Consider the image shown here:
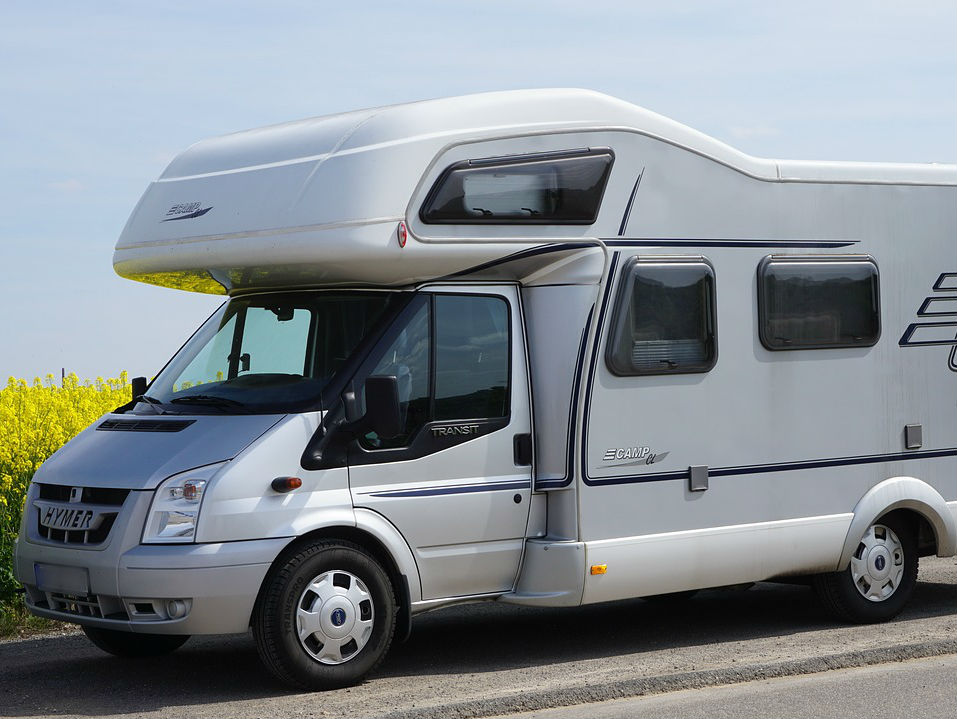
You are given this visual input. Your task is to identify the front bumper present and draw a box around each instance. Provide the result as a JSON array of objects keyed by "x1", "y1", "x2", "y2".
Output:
[{"x1": 15, "y1": 486, "x2": 291, "y2": 635}]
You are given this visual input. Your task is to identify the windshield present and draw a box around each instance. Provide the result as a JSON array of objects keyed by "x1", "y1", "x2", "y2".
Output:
[{"x1": 141, "y1": 291, "x2": 400, "y2": 414}]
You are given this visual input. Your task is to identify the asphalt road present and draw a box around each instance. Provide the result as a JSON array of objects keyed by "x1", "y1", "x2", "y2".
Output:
[
  {"x1": 0, "y1": 557, "x2": 954, "y2": 719},
  {"x1": 493, "y1": 655, "x2": 957, "y2": 719}
]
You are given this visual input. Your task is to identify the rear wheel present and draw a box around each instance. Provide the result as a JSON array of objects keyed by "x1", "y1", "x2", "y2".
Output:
[
  {"x1": 82, "y1": 626, "x2": 189, "y2": 657},
  {"x1": 814, "y1": 515, "x2": 918, "y2": 623},
  {"x1": 643, "y1": 590, "x2": 699, "y2": 603},
  {"x1": 253, "y1": 540, "x2": 396, "y2": 690}
]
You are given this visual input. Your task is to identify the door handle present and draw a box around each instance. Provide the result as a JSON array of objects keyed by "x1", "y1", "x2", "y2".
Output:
[{"x1": 513, "y1": 434, "x2": 532, "y2": 466}]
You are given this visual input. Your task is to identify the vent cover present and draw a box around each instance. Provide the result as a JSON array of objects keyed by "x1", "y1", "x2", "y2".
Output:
[{"x1": 97, "y1": 419, "x2": 195, "y2": 432}]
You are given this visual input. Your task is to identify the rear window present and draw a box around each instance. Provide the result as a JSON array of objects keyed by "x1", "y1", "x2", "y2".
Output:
[{"x1": 420, "y1": 149, "x2": 613, "y2": 224}]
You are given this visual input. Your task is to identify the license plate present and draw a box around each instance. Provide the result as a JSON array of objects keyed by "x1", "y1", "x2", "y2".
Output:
[
  {"x1": 34, "y1": 563, "x2": 90, "y2": 594},
  {"x1": 37, "y1": 503, "x2": 104, "y2": 532}
]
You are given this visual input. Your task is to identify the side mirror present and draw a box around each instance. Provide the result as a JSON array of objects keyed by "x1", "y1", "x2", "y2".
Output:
[
  {"x1": 299, "y1": 375, "x2": 402, "y2": 471},
  {"x1": 364, "y1": 375, "x2": 402, "y2": 439},
  {"x1": 131, "y1": 376, "x2": 148, "y2": 399}
]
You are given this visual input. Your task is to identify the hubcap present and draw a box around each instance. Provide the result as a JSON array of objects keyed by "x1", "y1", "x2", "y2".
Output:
[
  {"x1": 849, "y1": 523, "x2": 904, "y2": 602},
  {"x1": 296, "y1": 570, "x2": 374, "y2": 664}
]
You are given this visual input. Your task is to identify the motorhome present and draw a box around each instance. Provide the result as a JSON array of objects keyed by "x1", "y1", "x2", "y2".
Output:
[{"x1": 15, "y1": 89, "x2": 957, "y2": 690}]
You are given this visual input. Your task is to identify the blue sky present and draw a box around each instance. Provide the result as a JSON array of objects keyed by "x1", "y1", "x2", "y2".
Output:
[{"x1": 1, "y1": 1, "x2": 954, "y2": 380}]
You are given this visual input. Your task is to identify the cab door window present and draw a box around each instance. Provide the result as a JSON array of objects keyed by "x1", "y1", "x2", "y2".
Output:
[
  {"x1": 366, "y1": 300, "x2": 431, "y2": 448},
  {"x1": 434, "y1": 295, "x2": 510, "y2": 420},
  {"x1": 359, "y1": 293, "x2": 511, "y2": 450}
]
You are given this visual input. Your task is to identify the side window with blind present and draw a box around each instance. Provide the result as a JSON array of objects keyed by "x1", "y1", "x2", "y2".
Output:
[
  {"x1": 757, "y1": 256, "x2": 880, "y2": 350},
  {"x1": 359, "y1": 293, "x2": 510, "y2": 450},
  {"x1": 605, "y1": 258, "x2": 717, "y2": 376}
]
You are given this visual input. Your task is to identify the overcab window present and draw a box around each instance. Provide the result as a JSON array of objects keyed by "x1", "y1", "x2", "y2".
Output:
[
  {"x1": 420, "y1": 149, "x2": 614, "y2": 224},
  {"x1": 757, "y1": 256, "x2": 880, "y2": 350},
  {"x1": 606, "y1": 258, "x2": 717, "y2": 376}
]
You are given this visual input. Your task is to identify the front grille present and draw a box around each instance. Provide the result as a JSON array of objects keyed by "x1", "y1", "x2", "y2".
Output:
[
  {"x1": 37, "y1": 514, "x2": 118, "y2": 544},
  {"x1": 33, "y1": 483, "x2": 129, "y2": 546},
  {"x1": 46, "y1": 592, "x2": 104, "y2": 618},
  {"x1": 98, "y1": 418, "x2": 194, "y2": 432},
  {"x1": 37, "y1": 484, "x2": 130, "y2": 506},
  {"x1": 33, "y1": 591, "x2": 129, "y2": 621}
]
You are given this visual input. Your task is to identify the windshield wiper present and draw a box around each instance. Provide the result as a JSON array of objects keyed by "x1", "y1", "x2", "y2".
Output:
[
  {"x1": 169, "y1": 395, "x2": 249, "y2": 413},
  {"x1": 136, "y1": 394, "x2": 169, "y2": 414}
]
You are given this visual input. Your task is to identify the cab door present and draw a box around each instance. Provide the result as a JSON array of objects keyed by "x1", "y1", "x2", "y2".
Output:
[{"x1": 347, "y1": 284, "x2": 533, "y2": 600}]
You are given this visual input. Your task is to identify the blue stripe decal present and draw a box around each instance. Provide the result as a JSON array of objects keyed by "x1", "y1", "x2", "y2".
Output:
[
  {"x1": 933, "y1": 273, "x2": 957, "y2": 291},
  {"x1": 445, "y1": 238, "x2": 860, "y2": 282},
  {"x1": 917, "y1": 296, "x2": 957, "y2": 317},
  {"x1": 617, "y1": 168, "x2": 645, "y2": 236},
  {"x1": 898, "y1": 321, "x2": 957, "y2": 347},
  {"x1": 443, "y1": 242, "x2": 596, "y2": 280},
  {"x1": 606, "y1": 239, "x2": 858, "y2": 249},
  {"x1": 368, "y1": 480, "x2": 531, "y2": 498},
  {"x1": 583, "y1": 448, "x2": 957, "y2": 487}
]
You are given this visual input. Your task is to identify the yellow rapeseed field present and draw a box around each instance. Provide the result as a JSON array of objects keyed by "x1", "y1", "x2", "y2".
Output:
[{"x1": 0, "y1": 373, "x2": 130, "y2": 606}]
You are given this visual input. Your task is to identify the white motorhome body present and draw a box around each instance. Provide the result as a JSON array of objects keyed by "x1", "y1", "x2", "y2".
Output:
[{"x1": 16, "y1": 90, "x2": 957, "y2": 688}]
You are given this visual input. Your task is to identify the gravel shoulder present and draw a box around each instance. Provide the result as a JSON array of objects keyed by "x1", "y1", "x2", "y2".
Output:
[{"x1": 1, "y1": 557, "x2": 954, "y2": 719}]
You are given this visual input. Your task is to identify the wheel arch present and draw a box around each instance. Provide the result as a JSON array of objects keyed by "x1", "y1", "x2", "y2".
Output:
[
  {"x1": 254, "y1": 513, "x2": 421, "y2": 643},
  {"x1": 838, "y1": 476, "x2": 957, "y2": 570}
]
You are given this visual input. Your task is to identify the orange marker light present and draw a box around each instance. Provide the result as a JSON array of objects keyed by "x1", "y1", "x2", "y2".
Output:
[
  {"x1": 271, "y1": 476, "x2": 303, "y2": 493},
  {"x1": 590, "y1": 564, "x2": 607, "y2": 575}
]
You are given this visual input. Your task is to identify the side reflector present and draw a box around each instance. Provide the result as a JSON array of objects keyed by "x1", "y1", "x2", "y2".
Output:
[
  {"x1": 397, "y1": 221, "x2": 408, "y2": 248},
  {"x1": 590, "y1": 564, "x2": 607, "y2": 575},
  {"x1": 271, "y1": 476, "x2": 303, "y2": 493}
]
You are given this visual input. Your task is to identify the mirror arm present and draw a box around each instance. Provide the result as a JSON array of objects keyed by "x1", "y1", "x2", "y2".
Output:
[
  {"x1": 300, "y1": 405, "x2": 350, "y2": 470},
  {"x1": 342, "y1": 390, "x2": 363, "y2": 423}
]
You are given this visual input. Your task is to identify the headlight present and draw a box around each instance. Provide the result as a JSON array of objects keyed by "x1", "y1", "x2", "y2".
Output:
[{"x1": 143, "y1": 475, "x2": 208, "y2": 544}]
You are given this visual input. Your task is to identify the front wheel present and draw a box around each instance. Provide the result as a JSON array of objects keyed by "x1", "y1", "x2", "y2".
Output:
[
  {"x1": 253, "y1": 540, "x2": 396, "y2": 690},
  {"x1": 82, "y1": 626, "x2": 189, "y2": 657},
  {"x1": 814, "y1": 514, "x2": 918, "y2": 623}
]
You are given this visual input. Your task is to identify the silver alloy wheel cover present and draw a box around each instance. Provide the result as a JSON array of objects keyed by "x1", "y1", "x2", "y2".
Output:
[
  {"x1": 849, "y1": 523, "x2": 905, "y2": 602},
  {"x1": 296, "y1": 570, "x2": 375, "y2": 665}
]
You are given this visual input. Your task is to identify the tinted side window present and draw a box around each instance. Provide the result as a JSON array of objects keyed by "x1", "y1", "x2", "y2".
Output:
[
  {"x1": 606, "y1": 258, "x2": 717, "y2": 376},
  {"x1": 434, "y1": 295, "x2": 510, "y2": 420},
  {"x1": 364, "y1": 300, "x2": 431, "y2": 449},
  {"x1": 420, "y1": 149, "x2": 613, "y2": 224},
  {"x1": 758, "y1": 257, "x2": 880, "y2": 350},
  {"x1": 358, "y1": 293, "x2": 511, "y2": 450}
]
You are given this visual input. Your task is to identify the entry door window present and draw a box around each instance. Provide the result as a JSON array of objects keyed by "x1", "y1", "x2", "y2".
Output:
[{"x1": 360, "y1": 293, "x2": 511, "y2": 449}]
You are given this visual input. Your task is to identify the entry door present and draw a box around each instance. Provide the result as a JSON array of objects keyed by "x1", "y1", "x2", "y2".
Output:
[{"x1": 348, "y1": 285, "x2": 532, "y2": 600}]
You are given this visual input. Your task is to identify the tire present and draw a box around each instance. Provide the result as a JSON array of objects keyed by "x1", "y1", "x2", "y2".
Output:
[
  {"x1": 814, "y1": 514, "x2": 918, "y2": 623},
  {"x1": 253, "y1": 540, "x2": 396, "y2": 690},
  {"x1": 82, "y1": 626, "x2": 189, "y2": 657},
  {"x1": 643, "y1": 590, "x2": 699, "y2": 603}
]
